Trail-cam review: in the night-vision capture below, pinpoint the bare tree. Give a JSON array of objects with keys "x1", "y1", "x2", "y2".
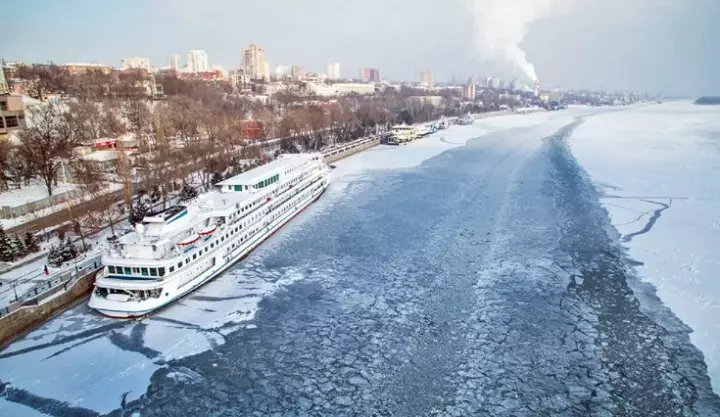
[
  {"x1": 66, "y1": 160, "x2": 112, "y2": 245},
  {"x1": 0, "y1": 140, "x2": 12, "y2": 192},
  {"x1": 65, "y1": 100, "x2": 126, "y2": 144},
  {"x1": 4, "y1": 147, "x2": 33, "y2": 190},
  {"x1": 149, "y1": 114, "x2": 178, "y2": 209},
  {"x1": 114, "y1": 149, "x2": 135, "y2": 218},
  {"x1": 91, "y1": 193, "x2": 124, "y2": 238},
  {"x1": 16, "y1": 104, "x2": 75, "y2": 196},
  {"x1": 70, "y1": 159, "x2": 105, "y2": 196},
  {"x1": 14, "y1": 64, "x2": 69, "y2": 101},
  {"x1": 166, "y1": 96, "x2": 200, "y2": 145},
  {"x1": 122, "y1": 99, "x2": 152, "y2": 150}
]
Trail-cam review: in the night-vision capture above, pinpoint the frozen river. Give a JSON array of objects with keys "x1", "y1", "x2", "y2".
[{"x1": 1, "y1": 104, "x2": 719, "y2": 416}]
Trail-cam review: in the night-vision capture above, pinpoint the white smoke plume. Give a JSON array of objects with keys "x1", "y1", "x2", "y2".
[{"x1": 465, "y1": 0, "x2": 558, "y2": 82}]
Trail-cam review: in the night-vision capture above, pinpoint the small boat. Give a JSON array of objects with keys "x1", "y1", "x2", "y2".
[
  {"x1": 178, "y1": 233, "x2": 200, "y2": 246},
  {"x1": 199, "y1": 225, "x2": 217, "y2": 236}
]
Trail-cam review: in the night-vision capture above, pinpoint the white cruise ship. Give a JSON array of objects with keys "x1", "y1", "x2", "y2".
[{"x1": 88, "y1": 153, "x2": 330, "y2": 318}]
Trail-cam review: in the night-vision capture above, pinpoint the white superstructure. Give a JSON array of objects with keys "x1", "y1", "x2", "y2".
[
  {"x1": 89, "y1": 153, "x2": 330, "y2": 318},
  {"x1": 388, "y1": 125, "x2": 419, "y2": 145}
]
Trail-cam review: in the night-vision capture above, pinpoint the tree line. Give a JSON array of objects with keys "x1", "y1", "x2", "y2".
[
  {"x1": 2, "y1": 64, "x2": 472, "y2": 242},
  {"x1": 0, "y1": 224, "x2": 40, "y2": 263}
]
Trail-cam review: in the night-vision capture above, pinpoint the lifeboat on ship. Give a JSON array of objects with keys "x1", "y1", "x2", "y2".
[
  {"x1": 178, "y1": 233, "x2": 200, "y2": 251},
  {"x1": 199, "y1": 225, "x2": 217, "y2": 240}
]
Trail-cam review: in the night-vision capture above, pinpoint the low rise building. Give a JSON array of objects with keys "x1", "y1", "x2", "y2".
[
  {"x1": 274, "y1": 65, "x2": 291, "y2": 78},
  {"x1": 0, "y1": 94, "x2": 26, "y2": 138},
  {"x1": 121, "y1": 57, "x2": 151, "y2": 71},
  {"x1": 334, "y1": 83, "x2": 376, "y2": 95},
  {"x1": 63, "y1": 63, "x2": 113, "y2": 75},
  {"x1": 462, "y1": 81, "x2": 476, "y2": 100},
  {"x1": 407, "y1": 95, "x2": 443, "y2": 106},
  {"x1": 291, "y1": 65, "x2": 307, "y2": 79},
  {"x1": 306, "y1": 83, "x2": 337, "y2": 97},
  {"x1": 263, "y1": 82, "x2": 289, "y2": 95},
  {"x1": 230, "y1": 70, "x2": 251, "y2": 91}
]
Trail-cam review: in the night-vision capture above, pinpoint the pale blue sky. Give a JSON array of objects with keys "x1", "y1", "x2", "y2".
[{"x1": 1, "y1": 0, "x2": 718, "y2": 96}]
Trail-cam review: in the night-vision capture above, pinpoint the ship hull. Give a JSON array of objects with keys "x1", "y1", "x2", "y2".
[{"x1": 88, "y1": 177, "x2": 329, "y2": 318}]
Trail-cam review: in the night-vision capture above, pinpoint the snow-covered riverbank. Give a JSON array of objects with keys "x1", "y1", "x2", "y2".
[{"x1": 570, "y1": 101, "x2": 720, "y2": 394}]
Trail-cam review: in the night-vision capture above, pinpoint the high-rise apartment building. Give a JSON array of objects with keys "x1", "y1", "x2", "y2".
[
  {"x1": 168, "y1": 54, "x2": 181, "y2": 70},
  {"x1": 362, "y1": 68, "x2": 380, "y2": 83},
  {"x1": 187, "y1": 50, "x2": 209, "y2": 73},
  {"x1": 462, "y1": 78, "x2": 476, "y2": 100},
  {"x1": 420, "y1": 70, "x2": 434, "y2": 88},
  {"x1": 326, "y1": 62, "x2": 341, "y2": 80},
  {"x1": 262, "y1": 61, "x2": 270, "y2": 80},
  {"x1": 242, "y1": 44, "x2": 268, "y2": 79},
  {"x1": 121, "y1": 57, "x2": 151, "y2": 71}
]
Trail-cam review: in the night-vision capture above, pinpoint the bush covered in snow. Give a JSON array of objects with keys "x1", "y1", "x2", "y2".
[
  {"x1": 0, "y1": 225, "x2": 41, "y2": 262},
  {"x1": 47, "y1": 239, "x2": 82, "y2": 268}
]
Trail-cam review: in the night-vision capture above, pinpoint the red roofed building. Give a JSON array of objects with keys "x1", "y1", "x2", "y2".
[{"x1": 238, "y1": 121, "x2": 264, "y2": 140}]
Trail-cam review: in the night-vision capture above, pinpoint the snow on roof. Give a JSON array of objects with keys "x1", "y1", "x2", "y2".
[
  {"x1": 20, "y1": 95, "x2": 42, "y2": 107},
  {"x1": 82, "y1": 150, "x2": 120, "y2": 162},
  {"x1": 216, "y1": 153, "x2": 319, "y2": 186}
]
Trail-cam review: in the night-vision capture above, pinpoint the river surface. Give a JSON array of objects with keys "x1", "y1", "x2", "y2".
[{"x1": 1, "y1": 106, "x2": 719, "y2": 416}]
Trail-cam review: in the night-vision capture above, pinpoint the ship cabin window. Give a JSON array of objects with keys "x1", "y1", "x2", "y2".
[
  {"x1": 193, "y1": 254, "x2": 197, "y2": 260},
  {"x1": 125, "y1": 267, "x2": 132, "y2": 275},
  {"x1": 177, "y1": 262, "x2": 182, "y2": 269},
  {"x1": 141, "y1": 267, "x2": 149, "y2": 276},
  {"x1": 159, "y1": 267, "x2": 165, "y2": 276},
  {"x1": 150, "y1": 267, "x2": 157, "y2": 276},
  {"x1": 169, "y1": 266, "x2": 175, "y2": 273},
  {"x1": 234, "y1": 185, "x2": 242, "y2": 192},
  {"x1": 186, "y1": 258, "x2": 190, "y2": 264},
  {"x1": 108, "y1": 266, "x2": 116, "y2": 273}
]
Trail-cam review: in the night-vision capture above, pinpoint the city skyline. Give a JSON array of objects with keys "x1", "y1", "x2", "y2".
[{"x1": 1, "y1": 0, "x2": 719, "y2": 95}]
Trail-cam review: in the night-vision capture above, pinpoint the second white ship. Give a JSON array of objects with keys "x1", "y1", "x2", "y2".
[{"x1": 88, "y1": 153, "x2": 330, "y2": 318}]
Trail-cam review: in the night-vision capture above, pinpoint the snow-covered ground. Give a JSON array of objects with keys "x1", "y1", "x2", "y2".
[
  {"x1": 570, "y1": 101, "x2": 720, "y2": 393},
  {"x1": 0, "y1": 183, "x2": 123, "y2": 230},
  {"x1": 332, "y1": 109, "x2": 584, "y2": 175},
  {"x1": 0, "y1": 110, "x2": 591, "y2": 415},
  {"x1": 0, "y1": 182, "x2": 77, "y2": 209},
  {"x1": 0, "y1": 219, "x2": 129, "y2": 309},
  {"x1": 0, "y1": 252, "x2": 103, "y2": 310}
]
